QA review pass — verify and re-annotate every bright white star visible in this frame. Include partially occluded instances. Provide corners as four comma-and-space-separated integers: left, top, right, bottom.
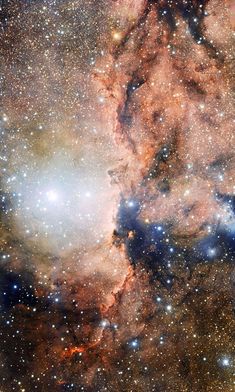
46, 190, 59, 202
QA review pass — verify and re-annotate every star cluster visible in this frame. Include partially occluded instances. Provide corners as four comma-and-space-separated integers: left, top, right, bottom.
0, 0, 234, 391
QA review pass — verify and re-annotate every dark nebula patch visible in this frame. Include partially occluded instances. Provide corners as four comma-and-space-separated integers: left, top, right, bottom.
0, 268, 37, 310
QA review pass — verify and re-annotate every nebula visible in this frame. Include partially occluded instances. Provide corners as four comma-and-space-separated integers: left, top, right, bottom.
0, 0, 234, 391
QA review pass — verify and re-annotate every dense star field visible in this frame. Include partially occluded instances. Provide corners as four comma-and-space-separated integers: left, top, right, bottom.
0, 0, 234, 391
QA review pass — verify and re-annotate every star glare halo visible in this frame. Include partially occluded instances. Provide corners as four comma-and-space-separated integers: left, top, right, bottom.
46, 190, 59, 202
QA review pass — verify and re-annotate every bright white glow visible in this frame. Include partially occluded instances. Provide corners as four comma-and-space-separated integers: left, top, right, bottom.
222, 358, 230, 366
208, 247, 216, 257
166, 305, 172, 312
130, 339, 138, 348
100, 319, 110, 328
46, 190, 59, 202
